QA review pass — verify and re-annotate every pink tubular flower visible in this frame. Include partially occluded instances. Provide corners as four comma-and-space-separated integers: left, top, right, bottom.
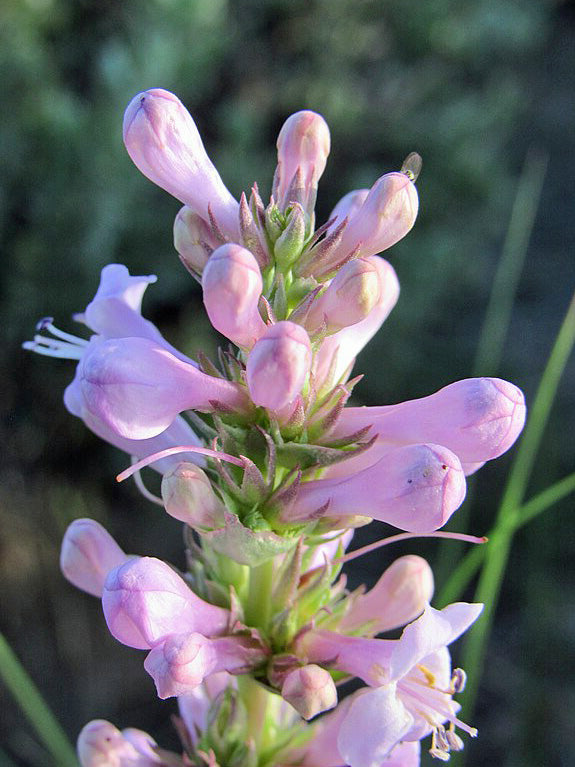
298, 694, 421, 767
304, 257, 384, 335
144, 632, 268, 699
290, 443, 466, 533
174, 205, 221, 276
76, 335, 249, 440
296, 603, 483, 767
161, 462, 227, 529
328, 377, 526, 477
77, 720, 165, 767
334, 172, 419, 261
340, 555, 434, 634
102, 556, 229, 650
123, 89, 239, 238
274, 110, 331, 214
313, 256, 400, 389
60, 519, 129, 598
202, 244, 267, 349
246, 321, 312, 411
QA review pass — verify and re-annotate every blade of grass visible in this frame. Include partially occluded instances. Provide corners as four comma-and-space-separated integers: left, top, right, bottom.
433, 148, 547, 588
0, 631, 77, 767
458, 290, 575, 726
473, 147, 548, 377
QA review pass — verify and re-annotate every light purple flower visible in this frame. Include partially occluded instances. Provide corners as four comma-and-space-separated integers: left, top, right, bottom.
281, 663, 338, 720
77, 720, 164, 766
304, 257, 384, 335
144, 632, 268, 699
290, 443, 466, 533
334, 172, 419, 261
75, 335, 249, 440
329, 377, 526, 477
202, 243, 267, 349
334, 603, 483, 767
123, 89, 239, 238
60, 518, 129, 598
313, 256, 400, 389
102, 556, 229, 650
274, 110, 331, 214
340, 555, 434, 634
246, 321, 312, 411
161, 462, 227, 529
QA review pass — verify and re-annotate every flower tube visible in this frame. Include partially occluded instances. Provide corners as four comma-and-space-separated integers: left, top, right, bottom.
290, 443, 466, 533
102, 556, 230, 650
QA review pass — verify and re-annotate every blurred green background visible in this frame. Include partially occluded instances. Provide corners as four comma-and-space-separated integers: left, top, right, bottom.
1, 0, 574, 765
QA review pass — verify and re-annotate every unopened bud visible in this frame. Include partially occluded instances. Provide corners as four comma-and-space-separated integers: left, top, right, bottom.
337, 171, 419, 259
60, 518, 128, 598
202, 244, 267, 349
123, 89, 238, 238
274, 202, 307, 268
328, 188, 369, 229
274, 111, 331, 214
174, 206, 218, 275
246, 321, 312, 411
305, 257, 383, 334
161, 462, 226, 530
281, 664, 337, 720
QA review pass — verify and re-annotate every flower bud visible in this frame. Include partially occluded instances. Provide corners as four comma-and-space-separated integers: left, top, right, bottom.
202, 244, 267, 349
102, 556, 229, 649
60, 519, 128, 598
246, 321, 312, 411
274, 202, 307, 268
123, 89, 239, 238
161, 463, 226, 530
174, 206, 218, 275
144, 633, 268, 699
77, 719, 161, 766
328, 189, 369, 229
274, 111, 331, 214
281, 664, 338, 720
312, 256, 399, 389
305, 257, 383, 334
336, 172, 419, 260
341, 555, 434, 634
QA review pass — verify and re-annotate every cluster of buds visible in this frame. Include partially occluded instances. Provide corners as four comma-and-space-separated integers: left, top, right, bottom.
25, 89, 526, 767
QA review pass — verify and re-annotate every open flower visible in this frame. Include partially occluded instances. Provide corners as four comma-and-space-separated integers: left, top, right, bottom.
295, 603, 483, 767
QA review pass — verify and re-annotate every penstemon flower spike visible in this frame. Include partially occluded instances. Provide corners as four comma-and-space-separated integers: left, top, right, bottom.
25, 88, 527, 767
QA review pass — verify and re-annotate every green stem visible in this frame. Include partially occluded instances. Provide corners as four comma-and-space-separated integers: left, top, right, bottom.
0, 631, 77, 767
459, 291, 575, 724
244, 558, 275, 630
237, 675, 271, 751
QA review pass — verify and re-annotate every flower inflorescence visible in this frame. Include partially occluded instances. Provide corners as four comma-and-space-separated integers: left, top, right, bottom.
26, 88, 526, 767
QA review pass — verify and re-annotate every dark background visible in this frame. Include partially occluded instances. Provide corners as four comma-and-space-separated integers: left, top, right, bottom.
1, 1, 574, 765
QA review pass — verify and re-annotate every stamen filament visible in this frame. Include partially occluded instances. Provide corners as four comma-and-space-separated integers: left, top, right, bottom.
116, 445, 245, 482
335, 531, 487, 565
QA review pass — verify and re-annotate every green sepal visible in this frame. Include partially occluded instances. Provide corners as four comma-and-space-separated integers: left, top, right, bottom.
201, 511, 298, 566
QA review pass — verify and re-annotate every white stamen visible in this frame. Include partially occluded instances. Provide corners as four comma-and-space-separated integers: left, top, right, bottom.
23, 319, 89, 360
